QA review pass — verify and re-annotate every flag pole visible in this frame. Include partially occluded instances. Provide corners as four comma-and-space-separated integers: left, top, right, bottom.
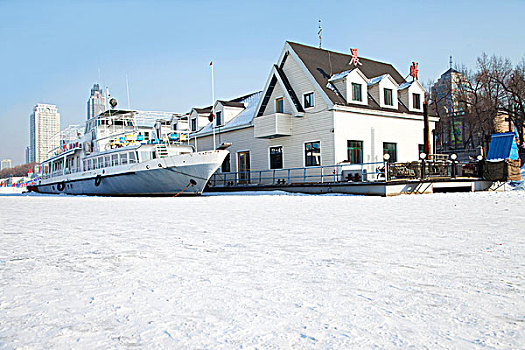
211, 61, 216, 150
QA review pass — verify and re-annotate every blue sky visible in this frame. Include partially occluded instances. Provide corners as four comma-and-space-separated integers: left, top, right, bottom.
1, 0, 524, 165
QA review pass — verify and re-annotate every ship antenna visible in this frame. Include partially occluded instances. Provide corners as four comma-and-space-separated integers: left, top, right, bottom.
126, 74, 131, 109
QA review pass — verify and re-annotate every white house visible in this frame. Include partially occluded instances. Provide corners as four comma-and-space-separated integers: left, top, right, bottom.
190, 41, 437, 182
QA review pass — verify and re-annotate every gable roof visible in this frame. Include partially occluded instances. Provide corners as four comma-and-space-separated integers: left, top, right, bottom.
193, 106, 212, 114
287, 41, 410, 109
193, 91, 262, 136
256, 64, 305, 117
217, 100, 245, 108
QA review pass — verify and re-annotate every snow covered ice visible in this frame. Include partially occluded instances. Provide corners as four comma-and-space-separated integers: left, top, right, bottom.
0, 191, 524, 348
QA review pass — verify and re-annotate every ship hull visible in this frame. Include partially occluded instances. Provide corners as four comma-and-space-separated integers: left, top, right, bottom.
29, 150, 227, 196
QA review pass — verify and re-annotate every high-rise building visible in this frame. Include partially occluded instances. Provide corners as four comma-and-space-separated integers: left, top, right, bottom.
29, 103, 60, 164
1, 159, 12, 170
87, 83, 106, 119
25, 147, 31, 164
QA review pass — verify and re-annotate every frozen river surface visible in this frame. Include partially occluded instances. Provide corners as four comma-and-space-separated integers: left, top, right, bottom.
0, 191, 524, 349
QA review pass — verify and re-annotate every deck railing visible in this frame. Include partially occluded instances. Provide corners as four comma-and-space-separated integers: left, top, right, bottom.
209, 159, 482, 188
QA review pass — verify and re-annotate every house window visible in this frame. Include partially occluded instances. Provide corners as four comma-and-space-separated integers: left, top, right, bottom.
384, 88, 393, 106
269, 146, 283, 169
276, 97, 284, 113
221, 153, 230, 172
383, 142, 397, 162
352, 83, 362, 102
305, 141, 321, 167
216, 111, 222, 126
304, 92, 314, 108
413, 93, 421, 109
347, 140, 363, 164
191, 118, 197, 131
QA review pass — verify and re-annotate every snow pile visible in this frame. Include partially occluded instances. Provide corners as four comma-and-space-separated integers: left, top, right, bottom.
1, 192, 524, 348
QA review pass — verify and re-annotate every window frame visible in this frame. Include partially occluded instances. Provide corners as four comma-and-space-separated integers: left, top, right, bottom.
384, 88, 393, 106
215, 110, 223, 126
383, 142, 397, 163
352, 83, 362, 102
347, 140, 363, 164
413, 93, 421, 110
269, 145, 283, 170
221, 153, 231, 173
304, 140, 321, 167
275, 96, 284, 113
303, 92, 315, 109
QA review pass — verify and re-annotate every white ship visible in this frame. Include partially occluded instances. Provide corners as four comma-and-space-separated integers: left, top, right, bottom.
29, 109, 229, 196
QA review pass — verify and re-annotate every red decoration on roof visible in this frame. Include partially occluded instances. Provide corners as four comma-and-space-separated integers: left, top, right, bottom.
349, 48, 362, 67
410, 62, 419, 80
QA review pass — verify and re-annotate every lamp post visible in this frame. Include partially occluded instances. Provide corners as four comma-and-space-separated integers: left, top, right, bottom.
383, 153, 390, 182
450, 153, 457, 178
420, 152, 427, 180
477, 154, 484, 178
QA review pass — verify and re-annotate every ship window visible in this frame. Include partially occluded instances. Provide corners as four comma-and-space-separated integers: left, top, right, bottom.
88, 159, 93, 170
112, 154, 119, 166
121, 153, 128, 165
104, 156, 110, 167
97, 157, 103, 169
140, 151, 151, 161
129, 152, 137, 163
83, 160, 87, 171
144, 132, 150, 141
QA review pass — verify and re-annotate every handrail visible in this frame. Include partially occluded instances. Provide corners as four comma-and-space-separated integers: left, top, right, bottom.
209, 159, 482, 188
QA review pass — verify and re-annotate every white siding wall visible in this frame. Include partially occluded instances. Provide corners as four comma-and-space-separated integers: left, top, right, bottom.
193, 127, 269, 172
334, 110, 436, 164
223, 106, 244, 124
265, 83, 291, 115
281, 57, 328, 113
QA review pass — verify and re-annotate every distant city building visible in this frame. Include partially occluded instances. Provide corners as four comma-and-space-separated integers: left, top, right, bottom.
29, 103, 60, 163
431, 62, 513, 160
1, 159, 12, 170
87, 83, 106, 119
431, 66, 469, 153
25, 146, 31, 164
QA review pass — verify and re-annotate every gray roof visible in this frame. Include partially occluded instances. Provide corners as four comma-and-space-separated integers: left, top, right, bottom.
218, 100, 245, 108
287, 41, 421, 114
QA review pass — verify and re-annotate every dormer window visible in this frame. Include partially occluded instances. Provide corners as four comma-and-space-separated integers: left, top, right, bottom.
384, 88, 393, 106
413, 93, 421, 110
191, 118, 197, 131
304, 92, 314, 108
352, 83, 362, 102
216, 111, 222, 126
276, 97, 284, 113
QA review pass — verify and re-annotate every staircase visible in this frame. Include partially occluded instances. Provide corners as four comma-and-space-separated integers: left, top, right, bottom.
155, 144, 169, 158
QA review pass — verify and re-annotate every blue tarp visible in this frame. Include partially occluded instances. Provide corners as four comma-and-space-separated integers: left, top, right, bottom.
486, 132, 519, 160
